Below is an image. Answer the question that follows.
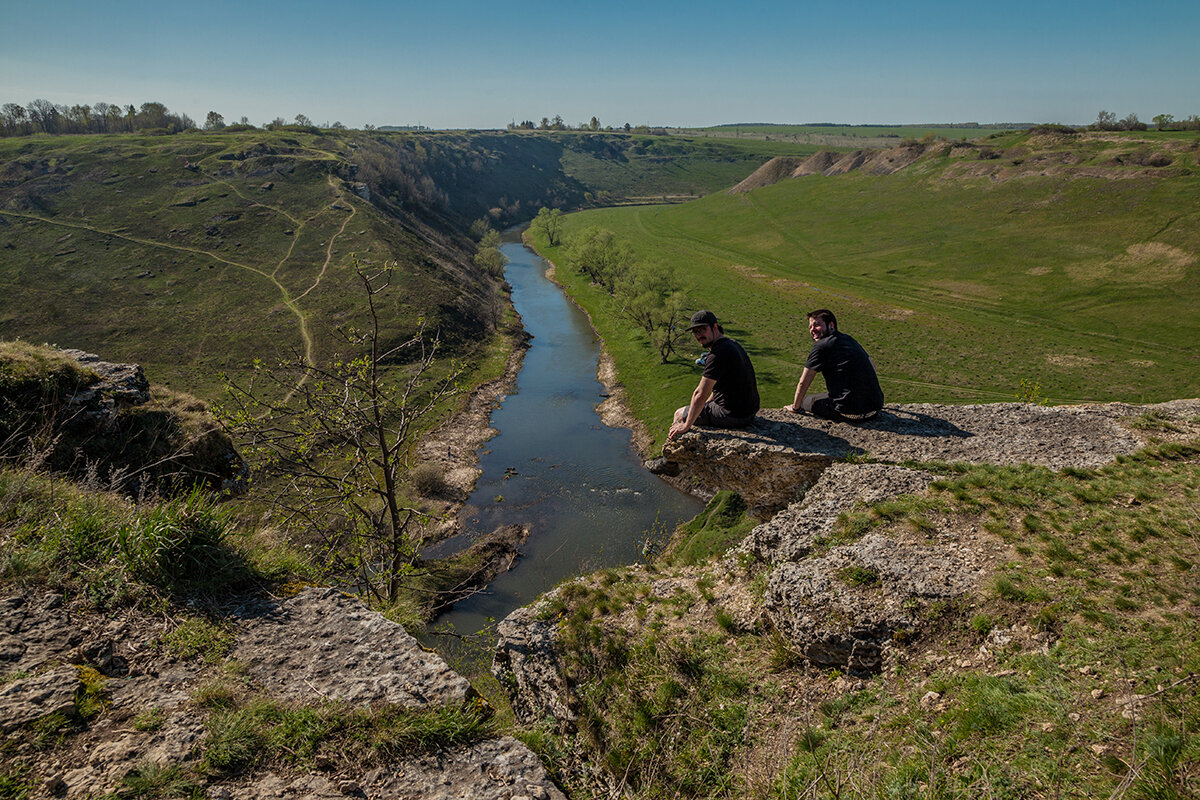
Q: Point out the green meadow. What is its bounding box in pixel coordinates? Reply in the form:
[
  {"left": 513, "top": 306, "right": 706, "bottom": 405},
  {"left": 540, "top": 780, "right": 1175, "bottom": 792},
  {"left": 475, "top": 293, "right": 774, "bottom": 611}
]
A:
[
  {"left": 679, "top": 123, "right": 1027, "bottom": 147},
  {"left": 0, "top": 129, "right": 812, "bottom": 403},
  {"left": 530, "top": 130, "right": 1200, "bottom": 447}
]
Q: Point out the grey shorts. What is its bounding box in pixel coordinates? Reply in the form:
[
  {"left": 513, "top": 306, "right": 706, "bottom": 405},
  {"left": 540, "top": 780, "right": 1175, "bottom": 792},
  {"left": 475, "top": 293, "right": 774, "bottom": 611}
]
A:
[{"left": 697, "top": 401, "right": 756, "bottom": 429}]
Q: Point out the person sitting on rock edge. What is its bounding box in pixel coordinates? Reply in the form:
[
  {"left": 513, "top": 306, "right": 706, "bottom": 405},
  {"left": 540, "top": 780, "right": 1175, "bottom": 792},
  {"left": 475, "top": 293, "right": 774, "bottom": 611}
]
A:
[
  {"left": 788, "top": 308, "right": 884, "bottom": 422},
  {"left": 668, "top": 310, "right": 760, "bottom": 440}
]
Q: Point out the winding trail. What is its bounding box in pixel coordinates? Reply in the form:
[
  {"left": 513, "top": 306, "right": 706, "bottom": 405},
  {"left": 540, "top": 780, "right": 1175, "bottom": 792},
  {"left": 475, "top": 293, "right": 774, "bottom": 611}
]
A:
[
  {"left": 1, "top": 150, "right": 360, "bottom": 398},
  {"left": 294, "top": 176, "right": 356, "bottom": 303}
]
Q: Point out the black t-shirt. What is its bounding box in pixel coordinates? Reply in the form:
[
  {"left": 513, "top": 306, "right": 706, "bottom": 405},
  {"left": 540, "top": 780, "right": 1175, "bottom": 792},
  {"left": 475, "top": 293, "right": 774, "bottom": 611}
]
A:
[
  {"left": 701, "top": 336, "right": 760, "bottom": 418},
  {"left": 805, "top": 332, "right": 884, "bottom": 415}
]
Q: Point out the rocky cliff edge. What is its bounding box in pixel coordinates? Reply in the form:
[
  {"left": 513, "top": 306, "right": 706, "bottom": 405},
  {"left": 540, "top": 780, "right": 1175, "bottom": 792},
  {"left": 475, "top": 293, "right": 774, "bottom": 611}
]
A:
[{"left": 495, "top": 399, "right": 1200, "bottom": 728}]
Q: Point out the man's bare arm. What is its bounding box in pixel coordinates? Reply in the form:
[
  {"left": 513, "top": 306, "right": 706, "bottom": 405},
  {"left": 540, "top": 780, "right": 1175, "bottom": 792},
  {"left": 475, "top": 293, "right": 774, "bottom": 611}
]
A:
[
  {"left": 788, "top": 367, "right": 817, "bottom": 412},
  {"left": 669, "top": 376, "right": 716, "bottom": 439}
]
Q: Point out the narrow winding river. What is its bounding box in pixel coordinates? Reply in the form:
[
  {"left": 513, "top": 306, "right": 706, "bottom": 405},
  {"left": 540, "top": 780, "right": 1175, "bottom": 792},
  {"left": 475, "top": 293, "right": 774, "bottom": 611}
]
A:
[{"left": 426, "top": 231, "right": 703, "bottom": 639}]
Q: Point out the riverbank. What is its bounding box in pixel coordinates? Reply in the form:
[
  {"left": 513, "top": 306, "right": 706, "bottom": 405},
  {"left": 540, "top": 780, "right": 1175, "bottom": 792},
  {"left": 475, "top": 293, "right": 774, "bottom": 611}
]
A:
[{"left": 414, "top": 304, "right": 530, "bottom": 539}]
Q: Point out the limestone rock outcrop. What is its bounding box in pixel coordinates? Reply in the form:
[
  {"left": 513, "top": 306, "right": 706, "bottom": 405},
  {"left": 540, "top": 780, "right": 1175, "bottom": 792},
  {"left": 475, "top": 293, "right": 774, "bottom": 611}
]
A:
[
  {"left": 3, "top": 588, "right": 563, "bottom": 799},
  {"left": 58, "top": 348, "right": 152, "bottom": 412},
  {"left": 496, "top": 397, "right": 1200, "bottom": 732},
  {"left": 659, "top": 401, "right": 1193, "bottom": 516},
  {"left": 0, "top": 345, "right": 248, "bottom": 494},
  {"left": 234, "top": 587, "right": 473, "bottom": 708},
  {"left": 734, "top": 463, "right": 1001, "bottom": 672},
  {"left": 231, "top": 739, "right": 565, "bottom": 800},
  {"left": 690, "top": 400, "right": 1195, "bottom": 670},
  {"left": 492, "top": 601, "right": 575, "bottom": 727}
]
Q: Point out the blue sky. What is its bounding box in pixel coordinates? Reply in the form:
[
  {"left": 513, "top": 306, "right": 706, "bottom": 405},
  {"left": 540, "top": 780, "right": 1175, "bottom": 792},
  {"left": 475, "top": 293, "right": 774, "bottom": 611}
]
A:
[{"left": 2, "top": 0, "right": 1196, "bottom": 129}]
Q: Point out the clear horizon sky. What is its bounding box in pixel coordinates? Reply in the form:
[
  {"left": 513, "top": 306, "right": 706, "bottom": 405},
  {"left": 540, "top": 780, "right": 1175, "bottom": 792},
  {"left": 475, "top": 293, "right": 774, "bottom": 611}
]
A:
[{"left": 3, "top": 0, "right": 1197, "bottom": 130}]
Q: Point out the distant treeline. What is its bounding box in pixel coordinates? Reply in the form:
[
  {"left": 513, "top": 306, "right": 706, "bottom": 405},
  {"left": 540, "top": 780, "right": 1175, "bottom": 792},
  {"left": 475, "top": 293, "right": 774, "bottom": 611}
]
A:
[
  {"left": 0, "top": 100, "right": 347, "bottom": 138},
  {"left": 712, "top": 122, "right": 1031, "bottom": 129},
  {"left": 506, "top": 116, "right": 669, "bottom": 135},
  {"left": 0, "top": 99, "right": 201, "bottom": 137},
  {"left": 1092, "top": 110, "right": 1200, "bottom": 132},
  {"left": 711, "top": 114, "right": 1200, "bottom": 133}
]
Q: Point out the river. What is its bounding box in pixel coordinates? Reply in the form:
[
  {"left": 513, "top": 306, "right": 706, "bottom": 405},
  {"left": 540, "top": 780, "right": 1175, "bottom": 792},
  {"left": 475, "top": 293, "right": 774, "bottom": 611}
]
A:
[{"left": 425, "top": 231, "right": 703, "bottom": 642}]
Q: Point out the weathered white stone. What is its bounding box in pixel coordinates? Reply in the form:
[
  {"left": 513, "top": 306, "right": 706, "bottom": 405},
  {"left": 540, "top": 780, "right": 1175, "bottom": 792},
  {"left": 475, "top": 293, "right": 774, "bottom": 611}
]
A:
[
  {"left": 0, "top": 666, "right": 78, "bottom": 734},
  {"left": 233, "top": 587, "right": 472, "bottom": 708},
  {"left": 233, "top": 738, "right": 565, "bottom": 800},
  {"left": 661, "top": 401, "right": 1199, "bottom": 515},
  {"left": 492, "top": 598, "right": 575, "bottom": 727}
]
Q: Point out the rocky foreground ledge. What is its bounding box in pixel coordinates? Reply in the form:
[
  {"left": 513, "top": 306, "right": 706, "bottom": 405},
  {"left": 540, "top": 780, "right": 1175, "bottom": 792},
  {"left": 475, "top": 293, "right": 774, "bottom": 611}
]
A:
[
  {"left": 2, "top": 588, "right": 563, "bottom": 799},
  {"left": 6, "top": 399, "right": 1198, "bottom": 797},
  {"left": 495, "top": 399, "right": 1200, "bottom": 730},
  {"left": 655, "top": 400, "right": 1198, "bottom": 516}
]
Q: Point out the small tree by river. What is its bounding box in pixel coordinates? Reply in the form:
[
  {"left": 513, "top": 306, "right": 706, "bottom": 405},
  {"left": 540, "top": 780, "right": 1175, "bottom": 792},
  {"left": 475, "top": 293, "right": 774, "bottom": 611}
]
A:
[{"left": 219, "top": 264, "right": 459, "bottom": 607}]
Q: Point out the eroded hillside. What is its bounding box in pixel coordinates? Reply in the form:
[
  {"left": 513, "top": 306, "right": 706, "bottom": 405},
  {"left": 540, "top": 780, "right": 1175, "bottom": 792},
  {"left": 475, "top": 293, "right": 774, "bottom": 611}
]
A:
[{"left": 729, "top": 127, "right": 1200, "bottom": 192}]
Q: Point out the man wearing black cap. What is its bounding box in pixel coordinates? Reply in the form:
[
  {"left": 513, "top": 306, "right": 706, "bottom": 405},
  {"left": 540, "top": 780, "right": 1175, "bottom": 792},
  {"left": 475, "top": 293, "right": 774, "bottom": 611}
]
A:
[{"left": 668, "top": 310, "right": 760, "bottom": 440}]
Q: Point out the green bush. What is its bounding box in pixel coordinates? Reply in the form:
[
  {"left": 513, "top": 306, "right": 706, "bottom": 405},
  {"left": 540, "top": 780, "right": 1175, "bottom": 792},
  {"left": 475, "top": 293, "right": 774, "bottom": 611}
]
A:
[{"left": 665, "top": 491, "right": 756, "bottom": 566}]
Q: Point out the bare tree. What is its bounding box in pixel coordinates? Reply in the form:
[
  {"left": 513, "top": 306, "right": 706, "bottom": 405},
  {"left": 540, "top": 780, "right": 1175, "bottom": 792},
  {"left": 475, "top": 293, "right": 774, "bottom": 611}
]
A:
[
  {"left": 27, "top": 99, "right": 61, "bottom": 133},
  {"left": 1120, "top": 113, "right": 1146, "bottom": 131},
  {"left": 220, "top": 265, "right": 461, "bottom": 605},
  {"left": 0, "top": 103, "right": 29, "bottom": 136}
]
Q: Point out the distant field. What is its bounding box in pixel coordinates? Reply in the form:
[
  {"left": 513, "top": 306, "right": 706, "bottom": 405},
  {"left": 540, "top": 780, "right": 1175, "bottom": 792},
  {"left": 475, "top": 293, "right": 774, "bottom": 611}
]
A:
[
  {"left": 549, "top": 131, "right": 822, "bottom": 203},
  {"left": 678, "top": 123, "right": 1031, "bottom": 149},
  {"left": 530, "top": 130, "right": 1200, "bottom": 447}
]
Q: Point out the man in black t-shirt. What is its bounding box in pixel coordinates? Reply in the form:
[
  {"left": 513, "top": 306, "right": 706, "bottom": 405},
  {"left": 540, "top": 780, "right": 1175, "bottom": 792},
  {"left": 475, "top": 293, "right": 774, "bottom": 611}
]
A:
[
  {"left": 788, "top": 308, "right": 883, "bottom": 422},
  {"left": 669, "top": 310, "right": 759, "bottom": 440}
]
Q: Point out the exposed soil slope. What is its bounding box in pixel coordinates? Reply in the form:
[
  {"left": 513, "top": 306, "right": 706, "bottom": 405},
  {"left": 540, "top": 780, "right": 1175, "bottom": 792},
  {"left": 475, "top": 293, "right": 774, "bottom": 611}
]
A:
[{"left": 727, "top": 130, "right": 1199, "bottom": 193}]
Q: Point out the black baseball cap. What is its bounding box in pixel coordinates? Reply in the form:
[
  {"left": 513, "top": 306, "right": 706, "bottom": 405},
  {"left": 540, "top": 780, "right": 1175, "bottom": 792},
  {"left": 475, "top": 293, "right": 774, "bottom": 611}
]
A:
[{"left": 687, "top": 310, "right": 718, "bottom": 330}]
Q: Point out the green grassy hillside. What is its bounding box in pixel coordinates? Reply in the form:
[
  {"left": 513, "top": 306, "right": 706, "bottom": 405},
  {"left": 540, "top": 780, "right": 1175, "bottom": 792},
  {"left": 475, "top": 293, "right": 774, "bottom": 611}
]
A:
[
  {"left": 0, "top": 130, "right": 505, "bottom": 401},
  {"left": 531, "top": 129, "right": 1200, "bottom": 446},
  {"left": 553, "top": 132, "right": 822, "bottom": 202},
  {"left": 0, "top": 129, "right": 804, "bottom": 403}
]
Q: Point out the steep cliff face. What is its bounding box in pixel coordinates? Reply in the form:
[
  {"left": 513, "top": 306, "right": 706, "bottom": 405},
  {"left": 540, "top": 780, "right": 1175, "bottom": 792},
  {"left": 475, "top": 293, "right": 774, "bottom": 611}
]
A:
[{"left": 657, "top": 402, "right": 1156, "bottom": 516}]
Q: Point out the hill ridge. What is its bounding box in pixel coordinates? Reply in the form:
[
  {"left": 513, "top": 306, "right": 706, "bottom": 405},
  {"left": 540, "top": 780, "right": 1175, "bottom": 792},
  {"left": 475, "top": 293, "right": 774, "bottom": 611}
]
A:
[{"left": 728, "top": 131, "right": 1199, "bottom": 193}]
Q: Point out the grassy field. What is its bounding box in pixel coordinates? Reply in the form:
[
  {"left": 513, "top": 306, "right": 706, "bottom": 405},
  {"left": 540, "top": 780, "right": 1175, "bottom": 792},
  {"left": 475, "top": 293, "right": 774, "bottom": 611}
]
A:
[
  {"left": 529, "top": 129, "right": 1200, "bottom": 448},
  {"left": 678, "top": 123, "right": 1030, "bottom": 148}
]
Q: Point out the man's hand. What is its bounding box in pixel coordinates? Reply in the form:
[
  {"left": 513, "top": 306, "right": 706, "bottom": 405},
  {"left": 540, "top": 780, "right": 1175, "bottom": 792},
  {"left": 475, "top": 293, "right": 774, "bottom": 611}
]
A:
[
  {"left": 785, "top": 404, "right": 802, "bottom": 414},
  {"left": 668, "top": 421, "right": 691, "bottom": 440}
]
